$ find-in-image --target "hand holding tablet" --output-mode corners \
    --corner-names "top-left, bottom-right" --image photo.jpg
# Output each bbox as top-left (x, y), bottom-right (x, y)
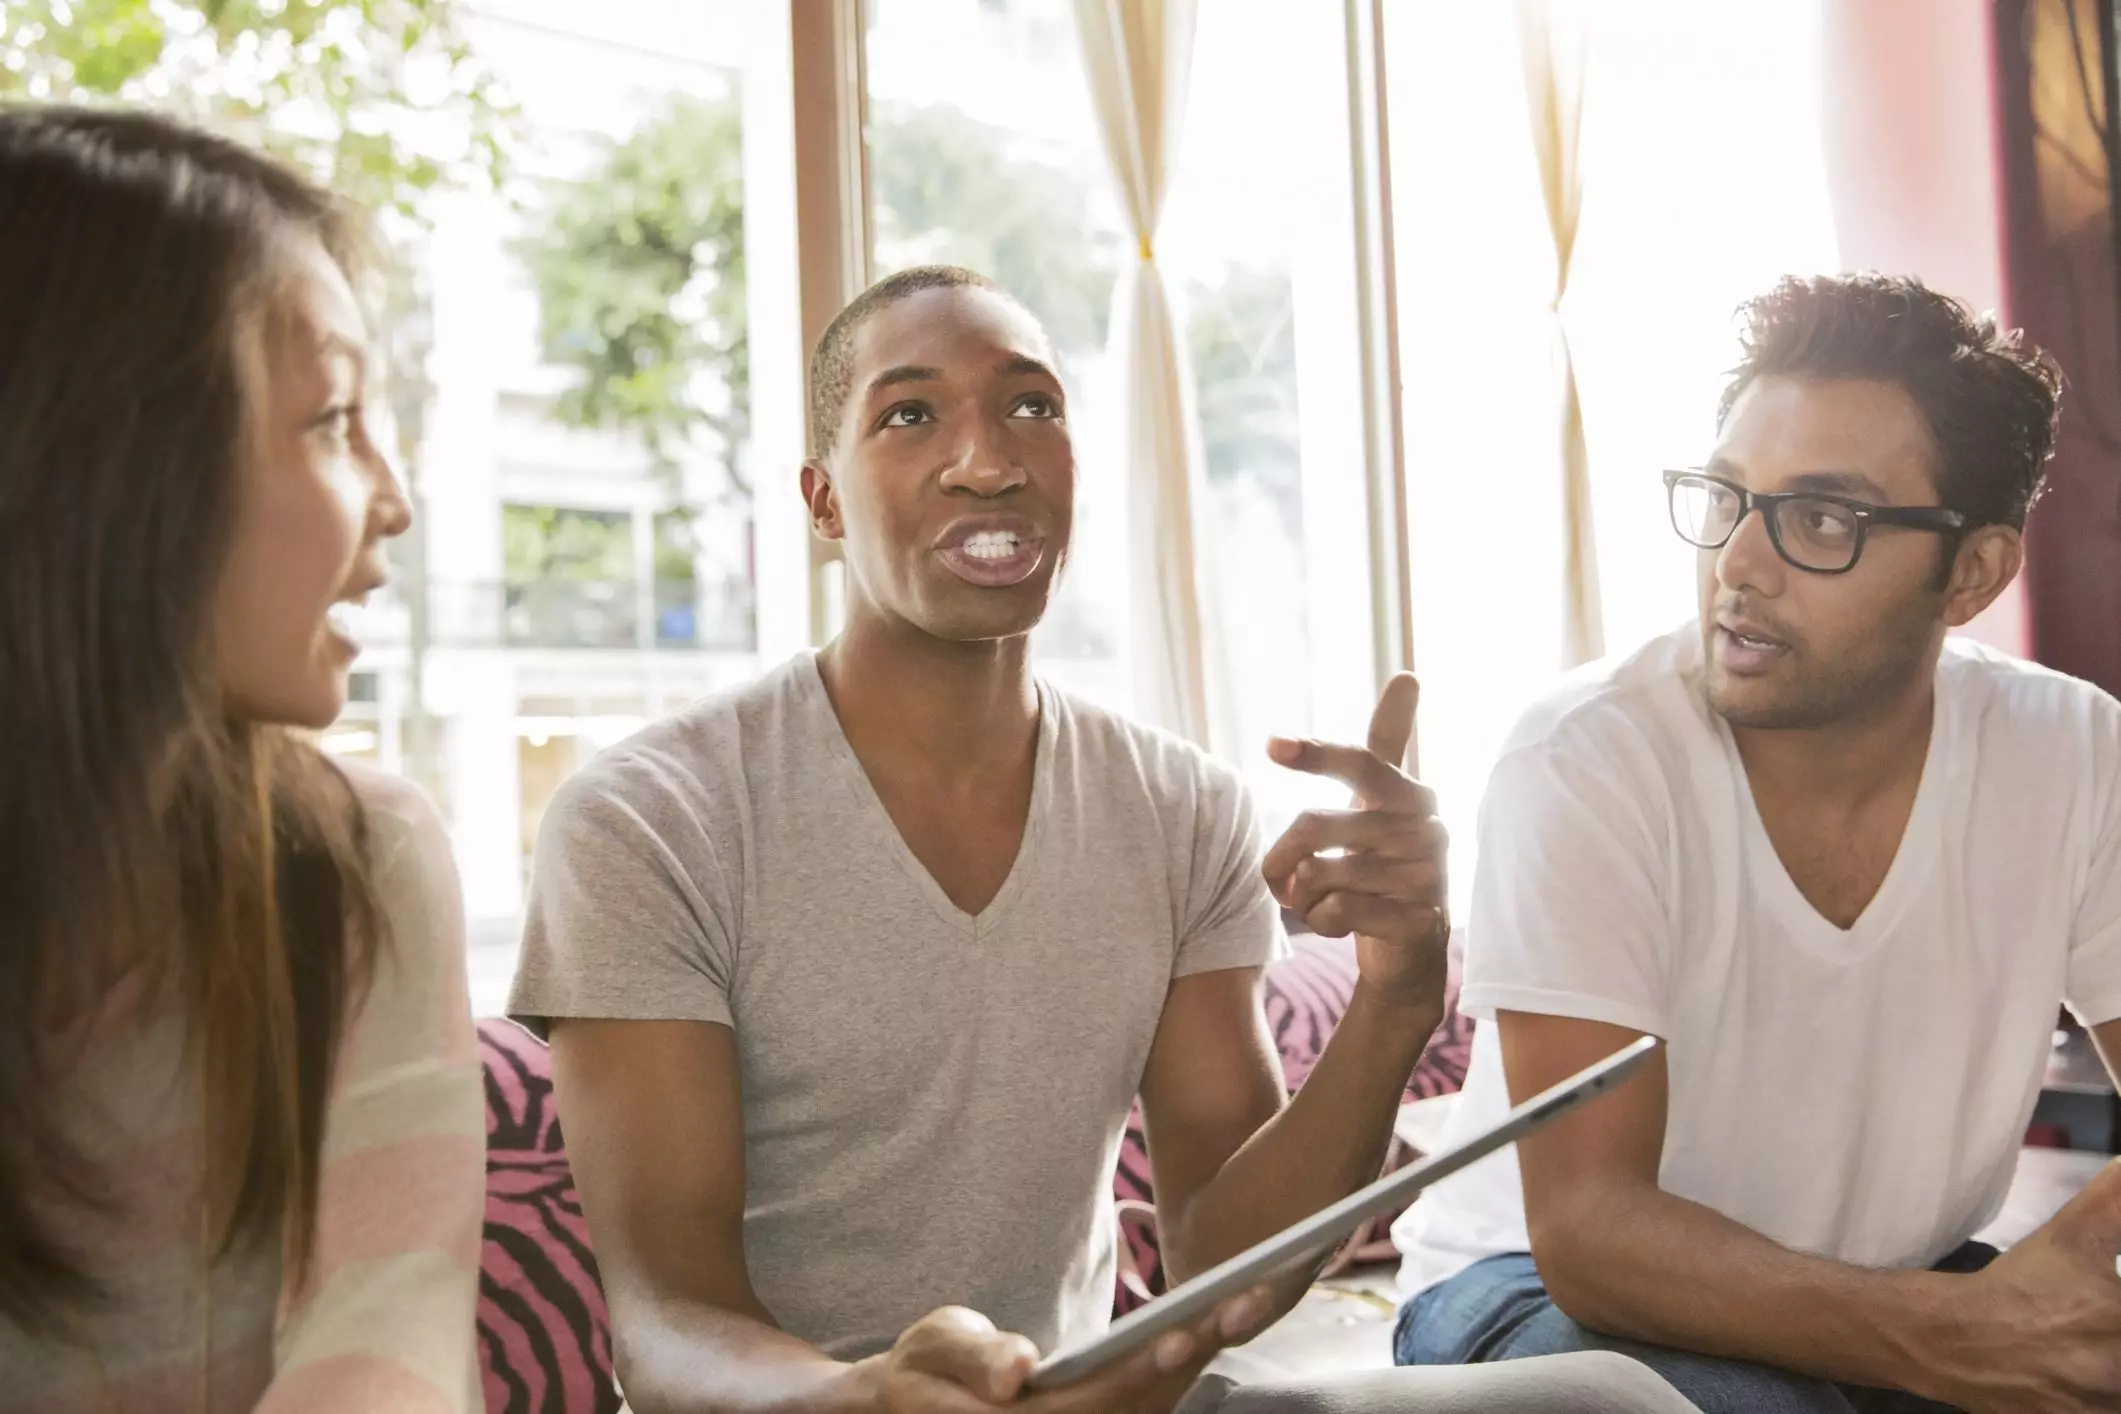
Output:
top-left (850, 1036), bottom-right (1658, 1410)
top-left (857, 1290), bottom-right (1275, 1413)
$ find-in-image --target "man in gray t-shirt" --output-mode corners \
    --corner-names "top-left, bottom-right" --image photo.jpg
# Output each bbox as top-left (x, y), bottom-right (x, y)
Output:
top-left (510, 266), bottom-right (1687, 1414)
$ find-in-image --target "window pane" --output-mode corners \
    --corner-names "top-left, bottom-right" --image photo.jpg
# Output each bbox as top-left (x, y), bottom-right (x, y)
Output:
top-left (1383, 0), bottom-right (1577, 916)
top-left (1164, 0), bottom-right (1370, 824)
top-left (306, 3), bottom-right (802, 1012)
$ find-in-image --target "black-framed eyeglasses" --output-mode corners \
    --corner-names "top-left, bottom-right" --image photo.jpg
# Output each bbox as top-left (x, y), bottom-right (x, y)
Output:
top-left (1663, 469), bottom-right (1967, 575)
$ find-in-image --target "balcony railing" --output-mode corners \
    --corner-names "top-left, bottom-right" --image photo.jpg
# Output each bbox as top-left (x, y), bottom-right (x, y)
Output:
top-left (343, 577), bottom-right (756, 652)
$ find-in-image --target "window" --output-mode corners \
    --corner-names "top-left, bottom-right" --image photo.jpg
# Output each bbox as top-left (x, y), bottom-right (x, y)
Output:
top-left (1166, 0), bottom-right (1383, 824)
top-left (316, 2), bottom-right (808, 1009)
top-left (502, 505), bottom-right (638, 648)
top-left (59, 0), bottom-right (1848, 1010)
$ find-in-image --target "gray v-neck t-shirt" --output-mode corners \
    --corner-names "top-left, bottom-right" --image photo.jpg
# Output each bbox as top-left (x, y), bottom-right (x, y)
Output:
top-left (509, 653), bottom-right (1285, 1361)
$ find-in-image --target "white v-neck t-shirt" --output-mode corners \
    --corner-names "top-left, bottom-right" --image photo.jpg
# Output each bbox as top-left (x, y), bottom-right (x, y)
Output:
top-left (1396, 625), bottom-right (2121, 1298)
top-left (510, 653), bottom-right (1285, 1361)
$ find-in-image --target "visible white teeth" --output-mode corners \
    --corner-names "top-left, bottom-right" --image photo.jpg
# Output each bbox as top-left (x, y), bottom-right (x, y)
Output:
top-left (326, 601), bottom-right (360, 641)
top-left (962, 531), bottom-right (1021, 560)
top-left (1737, 633), bottom-right (1777, 649)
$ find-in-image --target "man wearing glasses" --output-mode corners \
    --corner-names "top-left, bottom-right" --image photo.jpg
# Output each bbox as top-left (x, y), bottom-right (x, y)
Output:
top-left (1391, 273), bottom-right (2121, 1412)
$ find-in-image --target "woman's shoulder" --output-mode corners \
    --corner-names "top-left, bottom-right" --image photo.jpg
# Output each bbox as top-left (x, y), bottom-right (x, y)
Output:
top-left (337, 757), bottom-right (448, 852)
top-left (336, 759), bottom-right (456, 906)
top-left (329, 759), bottom-right (470, 1050)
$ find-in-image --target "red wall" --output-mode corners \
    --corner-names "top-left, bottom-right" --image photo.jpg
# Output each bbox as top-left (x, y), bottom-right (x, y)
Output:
top-left (1995, 0), bottom-right (2121, 697)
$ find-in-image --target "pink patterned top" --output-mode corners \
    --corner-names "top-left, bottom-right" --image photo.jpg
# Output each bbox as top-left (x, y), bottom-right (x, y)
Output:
top-left (3, 767), bottom-right (486, 1413)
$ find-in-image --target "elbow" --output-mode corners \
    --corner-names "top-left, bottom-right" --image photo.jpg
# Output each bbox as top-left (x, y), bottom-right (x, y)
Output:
top-left (604, 1319), bottom-right (696, 1414)
top-left (606, 1337), bottom-right (660, 1414)
top-left (1523, 1193), bottom-right (1626, 1332)
top-left (1530, 1247), bottom-right (1609, 1332)
top-left (1157, 1204), bottom-right (1207, 1289)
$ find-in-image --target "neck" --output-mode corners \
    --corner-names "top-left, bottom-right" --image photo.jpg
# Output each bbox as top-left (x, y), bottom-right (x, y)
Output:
top-left (1727, 670), bottom-right (1936, 814)
top-left (816, 606), bottom-right (1039, 782)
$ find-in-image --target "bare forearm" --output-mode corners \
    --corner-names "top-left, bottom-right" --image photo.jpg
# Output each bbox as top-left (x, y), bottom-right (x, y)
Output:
top-left (616, 1296), bottom-right (874, 1414)
top-left (1167, 984), bottom-right (1440, 1287)
top-left (1540, 1183), bottom-right (1961, 1397)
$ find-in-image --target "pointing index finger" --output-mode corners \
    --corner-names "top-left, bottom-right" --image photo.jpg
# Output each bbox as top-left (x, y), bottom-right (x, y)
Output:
top-left (1268, 739), bottom-right (1418, 807)
top-left (1367, 673), bottom-right (1419, 772)
top-left (1267, 675), bottom-right (1426, 809)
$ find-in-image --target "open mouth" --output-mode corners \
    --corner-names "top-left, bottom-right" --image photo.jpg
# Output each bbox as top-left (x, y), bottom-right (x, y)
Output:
top-left (962, 530), bottom-right (1025, 561)
top-left (324, 588), bottom-right (379, 653)
top-left (1714, 621), bottom-right (1791, 674)
top-left (326, 601), bottom-right (360, 643)
top-left (936, 526), bottom-right (1047, 588)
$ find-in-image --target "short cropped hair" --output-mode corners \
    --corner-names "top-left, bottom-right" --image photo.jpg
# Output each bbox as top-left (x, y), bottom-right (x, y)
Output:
top-left (806, 264), bottom-right (1015, 459)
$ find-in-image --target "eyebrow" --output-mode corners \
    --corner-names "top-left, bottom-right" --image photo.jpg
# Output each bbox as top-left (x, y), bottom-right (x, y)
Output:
top-left (864, 365), bottom-right (943, 398)
top-left (1704, 457), bottom-right (1890, 502)
top-left (863, 355), bottom-right (1061, 401)
top-left (315, 331), bottom-right (368, 381)
top-left (1782, 470), bottom-right (1892, 500)
top-left (999, 354), bottom-right (1060, 383)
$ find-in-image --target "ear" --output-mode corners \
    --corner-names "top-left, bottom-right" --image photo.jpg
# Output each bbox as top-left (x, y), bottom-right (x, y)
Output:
top-left (800, 461), bottom-right (844, 542)
top-left (1940, 524), bottom-right (2024, 629)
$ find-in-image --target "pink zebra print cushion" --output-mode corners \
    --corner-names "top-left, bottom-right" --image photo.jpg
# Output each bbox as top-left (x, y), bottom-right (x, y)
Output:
top-left (1110, 930), bottom-right (1474, 1311)
top-left (477, 1018), bottom-right (622, 1414)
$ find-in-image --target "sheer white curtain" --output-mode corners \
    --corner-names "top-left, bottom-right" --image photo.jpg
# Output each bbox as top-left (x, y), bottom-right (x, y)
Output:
top-left (1518, 0), bottom-right (1604, 667)
top-left (1073, 0), bottom-right (1234, 753)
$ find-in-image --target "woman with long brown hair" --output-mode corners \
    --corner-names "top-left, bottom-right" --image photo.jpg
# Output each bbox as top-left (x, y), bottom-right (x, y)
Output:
top-left (0, 107), bottom-right (484, 1409)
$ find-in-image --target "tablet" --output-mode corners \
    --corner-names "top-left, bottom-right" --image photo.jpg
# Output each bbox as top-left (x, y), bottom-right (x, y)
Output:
top-left (1026, 1033), bottom-right (1662, 1391)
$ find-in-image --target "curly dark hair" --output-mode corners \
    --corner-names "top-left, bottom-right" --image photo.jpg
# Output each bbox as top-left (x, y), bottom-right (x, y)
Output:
top-left (1719, 273), bottom-right (2064, 531)
top-left (806, 264), bottom-right (1028, 458)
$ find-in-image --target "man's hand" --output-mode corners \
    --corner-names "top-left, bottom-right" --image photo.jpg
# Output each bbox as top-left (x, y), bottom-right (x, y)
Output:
top-left (1916, 1161), bottom-right (2121, 1412)
top-left (1261, 673), bottom-right (1448, 1010)
top-left (857, 1288), bottom-right (1273, 1413)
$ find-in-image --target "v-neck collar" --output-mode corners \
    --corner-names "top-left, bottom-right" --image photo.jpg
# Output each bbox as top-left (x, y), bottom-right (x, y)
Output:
top-left (799, 652), bottom-right (1055, 936)
top-left (1721, 684), bottom-right (1949, 952)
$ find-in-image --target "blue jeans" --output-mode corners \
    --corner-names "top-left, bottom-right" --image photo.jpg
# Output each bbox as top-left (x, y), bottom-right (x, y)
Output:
top-left (1394, 1245), bottom-right (1997, 1414)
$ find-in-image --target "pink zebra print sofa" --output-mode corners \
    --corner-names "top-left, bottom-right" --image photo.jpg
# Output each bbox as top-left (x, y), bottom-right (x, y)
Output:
top-left (472, 932), bottom-right (1473, 1412)
top-left (477, 1017), bottom-right (622, 1413)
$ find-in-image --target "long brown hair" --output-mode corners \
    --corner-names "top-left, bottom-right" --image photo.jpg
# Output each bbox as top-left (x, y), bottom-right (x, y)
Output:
top-left (0, 107), bottom-right (385, 1330)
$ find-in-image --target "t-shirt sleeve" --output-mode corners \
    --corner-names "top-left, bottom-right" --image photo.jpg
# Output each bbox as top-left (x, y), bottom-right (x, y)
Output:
top-left (508, 757), bottom-right (739, 1038)
top-left (266, 770), bottom-right (484, 1412)
top-left (1457, 739), bottom-right (1673, 1037)
top-left (1172, 759), bottom-right (1288, 979)
top-left (2065, 696), bottom-right (2121, 1026)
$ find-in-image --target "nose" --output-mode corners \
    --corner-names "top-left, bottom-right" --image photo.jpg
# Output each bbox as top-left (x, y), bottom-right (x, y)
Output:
top-left (365, 444), bottom-right (413, 541)
top-left (1714, 503), bottom-right (1783, 597)
top-left (936, 412), bottom-right (1028, 498)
